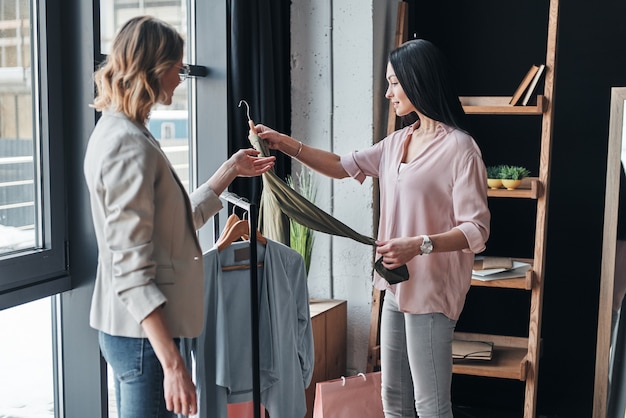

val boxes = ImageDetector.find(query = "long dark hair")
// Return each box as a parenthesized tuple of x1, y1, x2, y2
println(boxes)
(389, 39, 467, 132)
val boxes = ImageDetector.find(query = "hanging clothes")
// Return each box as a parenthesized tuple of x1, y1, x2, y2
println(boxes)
(247, 130, 409, 284)
(187, 239, 314, 418)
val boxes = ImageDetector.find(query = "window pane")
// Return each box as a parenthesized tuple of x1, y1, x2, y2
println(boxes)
(0, 0, 70, 308)
(0, 0, 37, 255)
(0, 297, 54, 417)
(99, 0, 191, 189)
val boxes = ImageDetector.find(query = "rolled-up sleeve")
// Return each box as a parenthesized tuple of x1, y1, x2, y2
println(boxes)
(100, 139, 167, 324)
(453, 153, 491, 254)
(340, 139, 387, 184)
(340, 153, 367, 183)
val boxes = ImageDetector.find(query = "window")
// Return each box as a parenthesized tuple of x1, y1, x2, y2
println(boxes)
(0, 297, 54, 417)
(99, 1, 191, 189)
(0, 0, 35, 254)
(0, 0, 69, 308)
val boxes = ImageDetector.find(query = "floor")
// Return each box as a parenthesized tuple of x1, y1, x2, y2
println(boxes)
(453, 405, 569, 418)
(453, 405, 522, 418)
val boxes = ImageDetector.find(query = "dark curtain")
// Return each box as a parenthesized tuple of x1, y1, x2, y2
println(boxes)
(227, 0, 291, 205)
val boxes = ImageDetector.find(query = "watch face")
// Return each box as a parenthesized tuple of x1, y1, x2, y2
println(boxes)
(421, 236, 433, 254)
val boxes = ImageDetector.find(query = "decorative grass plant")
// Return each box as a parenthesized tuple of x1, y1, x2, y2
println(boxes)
(486, 165, 505, 179)
(500, 165, 531, 180)
(486, 165, 530, 180)
(486, 165, 530, 190)
(286, 168, 317, 276)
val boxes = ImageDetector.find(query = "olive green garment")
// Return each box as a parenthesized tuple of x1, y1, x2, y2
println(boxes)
(248, 133, 408, 284)
(258, 168, 290, 244)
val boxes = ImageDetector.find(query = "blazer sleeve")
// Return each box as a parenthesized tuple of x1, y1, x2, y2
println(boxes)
(99, 133, 167, 323)
(189, 182, 223, 230)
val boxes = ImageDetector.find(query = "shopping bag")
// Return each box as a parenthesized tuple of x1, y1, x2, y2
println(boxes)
(227, 401, 265, 418)
(313, 372, 384, 418)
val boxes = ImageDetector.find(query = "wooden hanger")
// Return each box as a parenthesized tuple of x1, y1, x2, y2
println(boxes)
(223, 213, 241, 234)
(214, 213, 241, 251)
(216, 219, 267, 252)
(216, 219, 267, 271)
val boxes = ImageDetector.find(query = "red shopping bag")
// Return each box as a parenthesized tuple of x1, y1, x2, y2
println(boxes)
(227, 401, 265, 418)
(313, 372, 384, 418)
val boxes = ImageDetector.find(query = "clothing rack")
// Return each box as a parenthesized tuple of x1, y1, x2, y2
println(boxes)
(215, 191, 262, 418)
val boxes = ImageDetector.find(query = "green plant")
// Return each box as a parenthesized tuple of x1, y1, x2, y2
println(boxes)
(500, 165, 531, 180)
(486, 165, 505, 179)
(286, 167, 317, 275)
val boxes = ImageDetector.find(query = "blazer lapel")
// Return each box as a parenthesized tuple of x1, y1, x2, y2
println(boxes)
(142, 127, 202, 252)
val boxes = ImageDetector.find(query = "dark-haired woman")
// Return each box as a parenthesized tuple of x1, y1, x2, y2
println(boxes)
(256, 39, 489, 417)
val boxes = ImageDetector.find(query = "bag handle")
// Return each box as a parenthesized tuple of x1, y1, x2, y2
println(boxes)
(341, 373, 368, 386)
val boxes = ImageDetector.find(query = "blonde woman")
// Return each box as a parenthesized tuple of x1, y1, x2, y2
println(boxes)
(84, 16, 274, 417)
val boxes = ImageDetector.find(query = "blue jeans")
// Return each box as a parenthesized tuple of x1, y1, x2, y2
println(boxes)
(99, 332, 179, 418)
(380, 292, 456, 418)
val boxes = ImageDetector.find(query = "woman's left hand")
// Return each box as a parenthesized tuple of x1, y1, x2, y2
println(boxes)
(376, 237, 421, 269)
(230, 148, 276, 177)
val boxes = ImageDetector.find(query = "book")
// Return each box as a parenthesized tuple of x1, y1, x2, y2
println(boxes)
(472, 260, 531, 281)
(521, 64, 546, 106)
(509, 65, 540, 106)
(473, 256, 513, 271)
(452, 339, 494, 360)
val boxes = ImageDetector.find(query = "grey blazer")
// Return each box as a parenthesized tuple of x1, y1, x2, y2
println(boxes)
(84, 110, 222, 338)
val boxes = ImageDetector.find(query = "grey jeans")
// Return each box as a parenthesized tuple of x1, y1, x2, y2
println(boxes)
(380, 291, 456, 418)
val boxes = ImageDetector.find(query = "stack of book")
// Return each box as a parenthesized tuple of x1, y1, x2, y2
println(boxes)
(509, 64, 546, 106)
(472, 256, 531, 281)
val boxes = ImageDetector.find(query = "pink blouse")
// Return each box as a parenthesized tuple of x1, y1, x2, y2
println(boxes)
(340, 122, 490, 320)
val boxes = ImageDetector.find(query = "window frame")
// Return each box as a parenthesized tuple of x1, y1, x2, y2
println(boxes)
(0, 0, 70, 310)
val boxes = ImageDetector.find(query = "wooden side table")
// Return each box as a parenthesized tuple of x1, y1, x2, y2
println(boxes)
(305, 298, 347, 418)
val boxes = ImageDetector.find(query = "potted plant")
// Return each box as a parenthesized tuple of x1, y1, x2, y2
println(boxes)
(500, 165, 531, 190)
(486, 165, 504, 189)
(286, 167, 317, 276)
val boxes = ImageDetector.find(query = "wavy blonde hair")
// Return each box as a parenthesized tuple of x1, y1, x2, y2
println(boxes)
(93, 16, 184, 123)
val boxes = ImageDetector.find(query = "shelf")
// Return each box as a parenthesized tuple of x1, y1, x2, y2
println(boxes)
(452, 333, 530, 381)
(460, 96, 545, 115)
(487, 177, 541, 199)
(471, 258, 535, 290)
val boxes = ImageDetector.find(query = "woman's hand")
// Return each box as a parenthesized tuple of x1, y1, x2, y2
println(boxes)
(254, 123, 349, 179)
(376, 237, 421, 269)
(162, 361, 198, 415)
(229, 148, 275, 177)
(141, 309, 198, 416)
(254, 124, 303, 157)
(207, 149, 275, 196)
(254, 124, 286, 150)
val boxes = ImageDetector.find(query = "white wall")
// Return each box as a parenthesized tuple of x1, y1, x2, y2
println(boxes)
(291, 0, 398, 374)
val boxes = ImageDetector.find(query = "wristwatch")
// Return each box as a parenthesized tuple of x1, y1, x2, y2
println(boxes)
(420, 235, 433, 255)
